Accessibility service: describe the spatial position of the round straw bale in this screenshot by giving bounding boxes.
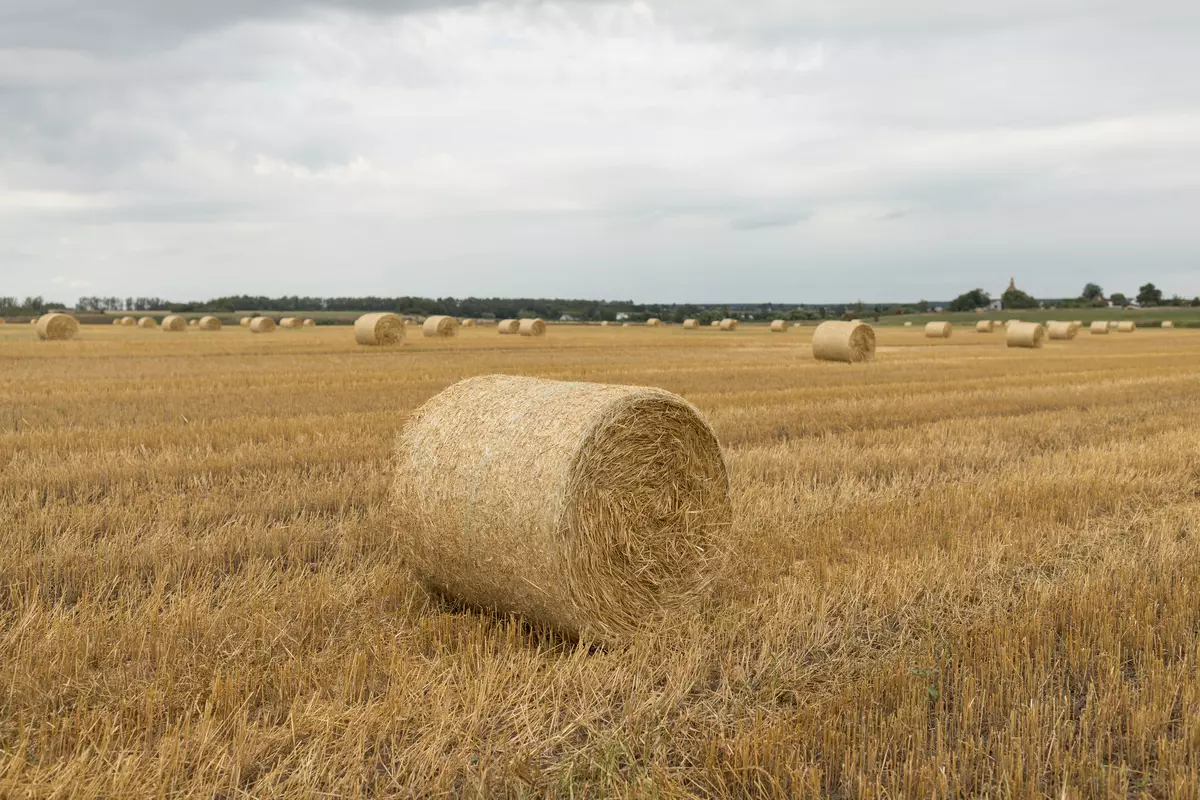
[770,320,790,332]
[519,318,547,337]
[188,319,198,327]
[1047,321,1077,340]
[197,316,221,331]
[111,318,121,325]
[393,375,732,643]
[1007,321,1045,348]
[719,318,738,331]
[646,318,663,327]
[1163,320,1175,328]
[119,316,136,327]
[423,315,459,338]
[279,317,298,328]
[1005,319,1017,328]
[1117,321,1136,333]
[1089,321,1110,335]
[498,319,520,334]
[302,318,315,327]
[137,316,157,329]
[249,316,277,334]
[975,320,995,333]
[812,320,875,363]
[239,317,254,327]
[461,319,476,328]
[682,319,699,329]
[161,315,187,332]
[924,321,952,338]
[599,321,613,327]
[30,319,37,325]
[353,312,403,346]
[35,313,80,341]
[904,321,913,327]
[710,320,721,327]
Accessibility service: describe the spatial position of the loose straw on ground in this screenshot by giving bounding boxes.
[925,321,952,338]
[161,315,187,332]
[392,374,732,644]
[35,313,80,341]
[519,318,547,337]
[812,320,875,363]
[423,315,459,338]
[354,313,403,345]
[1007,321,1045,348]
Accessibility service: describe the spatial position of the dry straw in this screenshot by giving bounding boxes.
[279,317,299,328]
[423,315,459,338]
[498,319,520,334]
[599,321,613,327]
[249,317,277,334]
[302,318,315,327]
[710,320,721,327]
[161,315,187,332]
[682,319,699,329]
[646,318,663,327]
[239,317,254,327]
[519,318,547,337]
[197,316,221,331]
[719,318,739,331]
[353,312,403,346]
[1163,320,1175,329]
[925,321,953,338]
[1090,321,1110,335]
[119,316,136,327]
[1117,321,1136,333]
[904,321,913,327]
[1007,321,1045,348]
[812,320,875,363]
[461,319,476,328]
[770,320,790,332]
[1047,321,1077,340]
[392,374,732,644]
[35,313,80,341]
[1005,319,1017,328]
[111,318,121,326]
[975,320,995,333]
[137,316,157,329]
[188,319,198,327]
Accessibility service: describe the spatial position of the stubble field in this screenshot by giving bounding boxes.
[2,323,1199,798]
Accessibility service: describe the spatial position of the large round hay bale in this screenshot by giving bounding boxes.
[119,316,136,327]
[646,318,663,327]
[239,317,254,327]
[353,312,403,345]
[161,315,187,332]
[924,321,952,338]
[197,316,221,331]
[1007,321,1045,348]
[812,320,875,363]
[35,313,80,341]
[682,319,699,329]
[1117,321,1136,333]
[279,317,299,328]
[1163,320,1175,329]
[423,315,459,338]
[497,319,520,335]
[137,316,157,329]
[1090,321,1109,335]
[249,316,277,334]
[1047,321,1077,340]
[975,320,995,333]
[719,318,738,331]
[1005,319,1018,328]
[770,320,790,332]
[519,318,547,337]
[393,375,732,643]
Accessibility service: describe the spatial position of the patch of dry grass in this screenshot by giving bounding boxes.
[2,324,1199,797]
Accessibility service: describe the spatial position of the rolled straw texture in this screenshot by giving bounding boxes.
[249,317,277,334]
[279,317,298,328]
[1090,321,1110,335]
[353,313,403,346]
[770,320,790,332]
[710,321,721,327]
[119,316,136,327]
[1047,321,1077,340]
[1007,322,1045,348]
[975,320,994,333]
[682,319,699,329]
[497,319,520,334]
[924,321,953,338]
[112,319,121,325]
[239,317,253,327]
[392,374,732,644]
[646,318,662,327]
[1163,321,1175,328]
[161,315,187,332]
[812,320,875,363]
[137,317,157,329]
[1117,321,1136,333]
[197,316,221,331]
[461,319,476,328]
[519,318,547,337]
[35,313,80,341]
[302,318,315,327]
[423,315,458,338]
[188,319,198,327]
[719,318,738,331]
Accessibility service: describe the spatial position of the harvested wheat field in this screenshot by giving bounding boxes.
[2,323,1200,797]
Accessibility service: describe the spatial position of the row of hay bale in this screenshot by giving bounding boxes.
[353,314,550,346]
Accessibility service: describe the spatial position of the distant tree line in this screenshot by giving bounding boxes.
[0,296,68,316]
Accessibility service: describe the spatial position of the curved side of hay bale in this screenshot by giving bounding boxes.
[812,320,876,363]
[1089,321,1110,335]
[924,321,952,338]
[197,316,221,331]
[719,318,738,331]
[279,317,298,328]
[1117,321,1136,333]
[497,319,520,334]
[710,320,721,327]
[682,319,699,329]
[1007,322,1045,348]
[35,313,80,341]
[519,318,547,337]
[1047,321,1077,340]
[302,318,315,327]
[353,312,403,345]
[161,315,187,332]
[423,315,459,338]
[188,319,198,327]
[1162,320,1174,329]
[239,317,254,327]
[137,316,157,329]
[392,374,732,644]
[975,320,994,333]
[118,316,136,327]
[646,318,662,327]
[770,320,790,332]
[249,316,277,334]
[112,319,121,325]
[461,319,476,328]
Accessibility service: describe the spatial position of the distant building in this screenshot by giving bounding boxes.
[559,314,575,321]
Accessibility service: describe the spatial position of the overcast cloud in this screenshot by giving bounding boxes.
[2,0,1198,302]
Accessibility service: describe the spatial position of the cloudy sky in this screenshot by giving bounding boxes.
[2,1,1199,303]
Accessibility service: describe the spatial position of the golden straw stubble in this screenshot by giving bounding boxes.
[392,375,732,644]
[812,320,875,363]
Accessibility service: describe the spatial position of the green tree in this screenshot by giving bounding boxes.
[1081,283,1104,301]
[1001,287,1038,310]
[1137,283,1163,306]
[1110,292,1129,307]
[949,288,990,312]
[916,299,929,313]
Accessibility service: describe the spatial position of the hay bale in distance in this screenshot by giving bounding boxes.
[392,374,732,644]
[719,318,738,331]
[975,320,995,333]
[682,319,699,329]
[498,319,520,334]
[423,315,459,338]
[279,317,299,328]
[137,316,157,329]
[925,321,953,338]
[710,320,721,327]
[249,317,277,334]
[197,316,221,331]
[904,321,913,327]
[812,320,875,363]
[519,318,547,337]
[599,321,613,327]
[161,315,187,332]
[1117,321,1136,333]
[119,316,136,327]
[353,312,403,346]
[239,317,254,327]
[188,319,198,327]
[1163,320,1175,329]
[111,318,121,326]
[35,313,80,341]
[1007,321,1045,348]
[1090,321,1110,335]
[1047,321,1078,340]
[646,318,663,327]
[302,318,315,327]
[461,319,476,328]
[770,320,790,332]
